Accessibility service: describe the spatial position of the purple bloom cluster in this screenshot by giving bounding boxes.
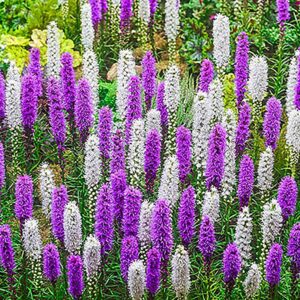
[27,48,43,97]
[100,0,108,17]
[110,129,126,174]
[98,106,113,160]
[265,243,283,286]
[67,255,84,298]
[199,59,214,93]
[0,142,5,190]
[0,72,5,122]
[120,0,133,33]
[156,82,168,129]
[90,0,101,27]
[276,0,290,26]
[43,243,61,283]
[150,0,158,17]
[146,247,161,295]
[287,223,300,276]
[294,53,300,110]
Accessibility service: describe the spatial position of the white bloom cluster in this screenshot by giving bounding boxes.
[23,218,42,261]
[243,263,261,299]
[128,260,146,300]
[222,109,236,197]
[116,50,136,119]
[158,155,179,207]
[138,0,150,24]
[257,147,274,193]
[213,14,230,69]
[84,134,101,188]
[248,56,268,102]
[83,235,101,278]
[83,50,100,113]
[235,206,252,264]
[164,65,180,114]
[81,2,95,51]
[39,163,55,218]
[208,78,224,123]
[261,199,282,248]
[46,21,60,79]
[171,245,191,300]
[286,109,300,153]
[165,0,180,41]
[7,60,20,82]
[64,202,82,254]
[146,109,161,135]
[202,187,220,223]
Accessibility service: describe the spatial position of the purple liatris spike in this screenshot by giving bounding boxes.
[75,79,93,144]
[144,129,161,193]
[120,0,133,33]
[176,126,192,183]
[100,0,108,17]
[27,48,43,97]
[150,0,158,16]
[67,255,84,298]
[14,175,33,224]
[156,82,168,129]
[287,223,300,276]
[178,186,195,247]
[125,76,142,144]
[277,176,298,221]
[98,106,112,160]
[120,235,139,281]
[237,155,254,209]
[142,51,156,110]
[146,247,161,296]
[234,32,249,108]
[0,142,5,190]
[43,243,61,283]
[276,0,290,27]
[205,124,226,190]
[95,184,114,256]
[90,0,101,27]
[294,53,300,110]
[199,59,214,93]
[51,185,69,243]
[263,97,282,150]
[265,243,283,286]
[0,72,5,122]
[110,129,126,174]
[122,186,142,237]
[235,101,251,156]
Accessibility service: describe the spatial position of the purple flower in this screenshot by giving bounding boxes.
[125,76,142,144]
[110,129,126,174]
[95,184,114,256]
[176,126,192,183]
[21,73,38,132]
[122,186,142,237]
[144,129,161,193]
[27,48,43,97]
[199,59,214,93]
[98,106,112,160]
[51,185,69,242]
[120,236,139,281]
[276,0,290,26]
[178,186,195,247]
[67,255,84,298]
[142,51,156,111]
[120,0,133,33]
[100,0,108,17]
[151,199,173,262]
[223,243,242,290]
[287,223,300,276]
[198,215,216,264]
[235,101,251,156]
[0,142,5,190]
[294,53,300,110]
[205,124,226,190]
[75,79,93,144]
[263,97,282,150]
[234,32,249,108]
[150,0,158,16]
[265,243,283,286]
[14,175,33,224]
[90,0,101,27]
[146,247,161,295]
[0,224,16,277]
[156,82,168,130]
[237,155,254,209]
[0,72,5,121]
[277,176,298,221]
[43,243,61,283]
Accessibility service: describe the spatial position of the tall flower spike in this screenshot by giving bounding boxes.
[276,0,290,28]
[156,82,168,129]
[23,218,42,261]
[121,236,139,281]
[110,129,126,174]
[237,155,254,209]
[67,255,84,299]
[257,147,274,194]
[46,22,60,79]
[202,187,220,223]
[294,54,300,110]
[286,109,300,154]
[265,243,283,287]
[146,247,161,296]
[90,0,101,28]
[171,245,191,300]
[100,0,108,17]
[138,0,150,24]
[0,72,5,122]
[149,0,158,17]
[0,142,5,191]
[120,0,133,33]
[98,106,112,161]
[208,78,224,123]
[43,243,61,283]
[28,48,43,97]
[128,260,146,300]
[199,59,214,93]
[243,263,261,299]
[145,109,161,134]
[81,2,95,51]
[287,223,300,277]
[83,235,101,278]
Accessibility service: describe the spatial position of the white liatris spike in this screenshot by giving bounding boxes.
[81,2,95,51]
[83,49,100,113]
[286,109,300,154]
[64,202,83,254]
[39,163,55,218]
[23,218,42,261]
[202,187,220,223]
[164,65,180,114]
[243,263,261,299]
[261,199,282,248]
[158,155,179,207]
[171,245,191,300]
[84,134,101,188]
[146,109,161,135]
[213,14,230,70]
[83,235,101,278]
[47,21,60,79]
[128,119,145,187]
[116,50,136,119]
[7,61,20,82]
[138,0,150,24]
[234,206,252,264]
[257,147,274,193]
[221,109,236,197]
[128,260,146,300]
[248,56,268,102]
[165,0,180,41]
[208,78,224,123]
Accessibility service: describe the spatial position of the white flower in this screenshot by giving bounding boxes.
[257,147,274,193]
[213,14,230,69]
[138,0,150,23]
[64,202,82,254]
[286,109,300,153]
[165,0,180,41]
[208,78,224,123]
[7,61,20,82]
[171,245,191,300]
[146,109,161,134]
[128,260,146,300]
[47,21,60,79]
[202,187,220,223]
[164,65,180,114]
[243,263,261,299]
[158,155,179,207]
[83,235,101,278]
[81,3,95,51]
[23,218,42,261]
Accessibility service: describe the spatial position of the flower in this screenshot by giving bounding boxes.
[156,82,168,128]
[287,223,300,275]
[83,235,101,278]
[142,51,156,110]
[257,147,274,193]
[81,2,95,51]
[46,22,60,79]
[202,187,220,223]
[286,109,300,153]
[67,255,84,298]
[0,72,5,121]
[199,59,214,93]
[243,263,261,298]
[276,0,290,26]
[110,129,126,174]
[208,78,224,123]
[43,243,61,283]
[165,0,179,41]
[23,218,42,261]
[120,0,133,33]
[28,48,43,97]
[128,260,146,300]
[146,247,161,295]
[265,243,283,286]
[98,106,113,160]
